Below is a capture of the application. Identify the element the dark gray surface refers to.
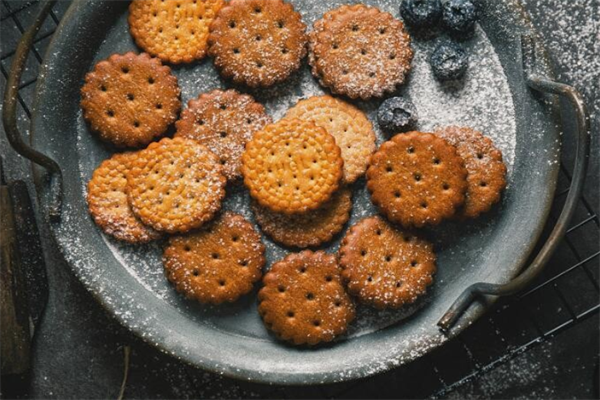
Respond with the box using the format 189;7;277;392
0;0;598;398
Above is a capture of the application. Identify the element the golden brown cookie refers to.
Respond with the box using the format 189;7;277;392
252;187;352;248
258;250;355;345
127;137;226;234
87;152;161;243
207;0;308;87
163;212;265;304
241;119;343;214
435;126;507;218
128;0;225;64
367;131;468;227
309;5;413;100
339;216;436;309
284;95;377;183
81;52;181;148
175;89;272;181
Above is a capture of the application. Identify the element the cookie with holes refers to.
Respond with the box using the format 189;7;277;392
175;89;272;181
258;250;355;345
339;216;436;309
207;0;308;87
435;126;507;218
241;118;343;214
309;5;413;100
252;187;352;248
87;152;161;243
367;131;468;227
284;95;377;183
127;137;226;233
81;52;181;148
163;212;265;304
128;0;225;64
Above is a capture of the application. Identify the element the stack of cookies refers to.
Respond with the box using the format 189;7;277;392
82;0;507;346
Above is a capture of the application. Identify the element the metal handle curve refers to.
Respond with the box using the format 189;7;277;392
2;0;62;221
438;36;591;332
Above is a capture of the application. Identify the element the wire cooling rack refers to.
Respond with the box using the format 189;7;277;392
1;1;597;398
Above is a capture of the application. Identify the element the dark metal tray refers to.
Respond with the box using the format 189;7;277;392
3;0;589;385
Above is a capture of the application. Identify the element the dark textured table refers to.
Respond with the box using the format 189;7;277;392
1;1;598;398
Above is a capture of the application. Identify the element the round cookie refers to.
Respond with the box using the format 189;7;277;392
309;5;413;100
80;52;181;148
367;131;468;227
175;89;272;181
339;216;436;309
87;152;161;243
258;250;355;345
241;119;343;214
435;126;507;218
127;137;226;234
128;0;225;64
252;187;352;248
163;212;265;304
284;95;377;183
207;0;308;87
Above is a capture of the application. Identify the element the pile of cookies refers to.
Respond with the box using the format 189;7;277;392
83;0;507;346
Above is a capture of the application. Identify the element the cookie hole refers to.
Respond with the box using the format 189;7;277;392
396;281;402;288
190;30;195;35
335;301;342;307
176;3;180;8
133;121;140;128
376;229;382;236
232;235;239;242
220;104;227;110
121;67;129;74
389;53;396;60
385;255;392;262
255;35;262;41
480;181;488;187
361;49;367;55
233;48;240;54
299;267;306;274
218;279;226;287
295;186;300;191
175;24;180;29
254;7;262;13
156;104;162;109
229;20;236;28
256;61;263;68
220;131;227;138
367;275;373;282
386;165;393;172
405;235;412;242
106;110;115;117
342;69;349;75
159;28;163;33
184;245;191;252
154;170;159;174
220;159;226;165
246;118;252;124
407;146;415;154
332;43;339;49
277;20;284;28
127;93;134;101
310;176;314;181
288;153;292;158
433;158;440;165
277;181;282;187
287;311;295;318
421;201;428;209
306;293;314;300
239;260;248;267
100;85;107;92
477;153;484;159
414;173;422;182
394;191;401;198
313;320;321;327
153;12;157;17
211;252;219;259
411;260;418;267
351;24;359;31
313;159;317;164
361;250;367;256
379;28;387;34
325;276;333;282
443;183;450;190
369;72;376;78
281;47;288;54
197;120;205;125
175;36;179;41
193;269;199;276
278;285;286;293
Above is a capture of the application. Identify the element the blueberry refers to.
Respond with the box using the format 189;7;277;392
400;0;442;28
442;0;478;34
430;41;468;81
377;97;418;133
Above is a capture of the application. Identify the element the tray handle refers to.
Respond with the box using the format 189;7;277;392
2;0;62;221
437;35;591;332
